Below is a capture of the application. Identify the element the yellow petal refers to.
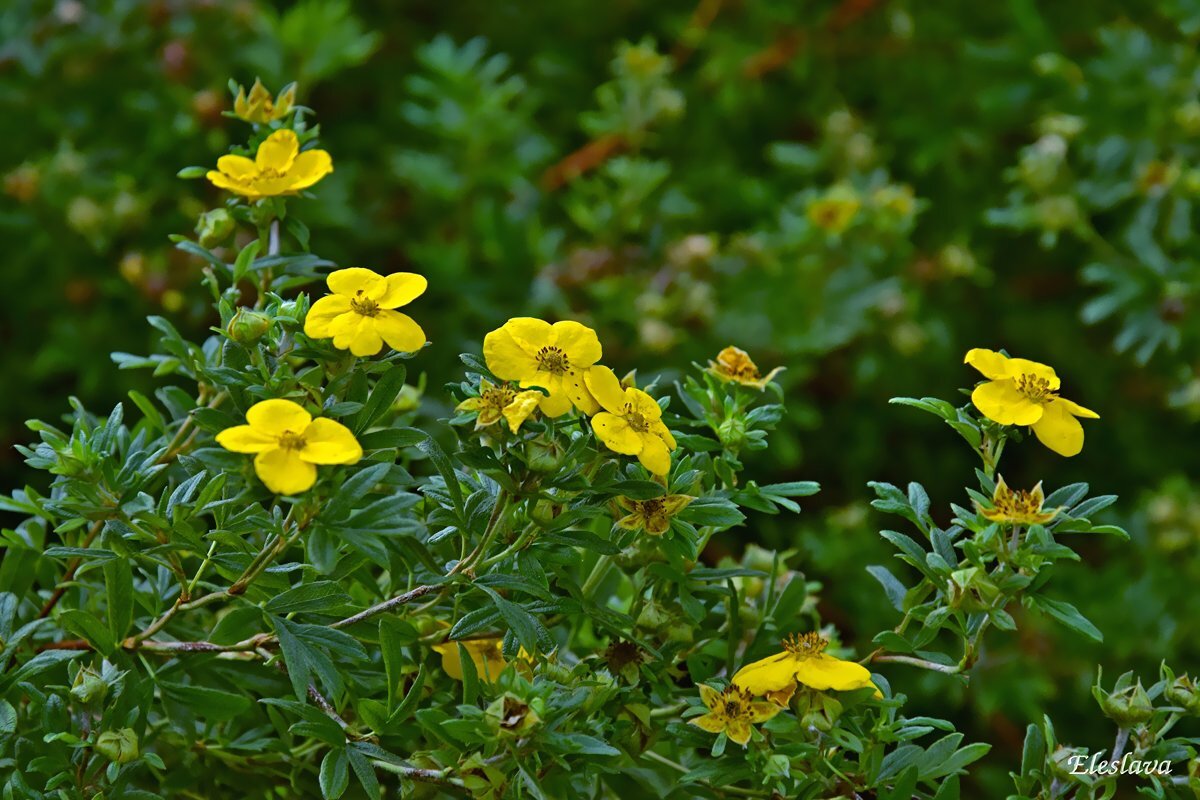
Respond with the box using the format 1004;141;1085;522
550;320;602;366
535;384;573;418
732;652;797;695
484;323;541;381
373;310;426;353
793;653;877;692
287;148;333;191
346;325;384;357
1031;399;1085;457
502;391;542;433
971;380;1044;426
1055;396;1099;419
593;413;642;455
432;642;464;680
565;370;600;415
689;713;727;734
652;420;677;450
636;434;671;476
215;424;277;453
749;701;782;723
697;684;722;710
726;720;752;746
963;348;1011;380
375;273;428;309
584;366;627;415
328;267;385;297
256;129;300;172
304;295;352;338
299;418;362;464
253;447;317;494
246;399;311;436
206;171;253;196
630;388;663;421
215;154;257;178
502;317;554;353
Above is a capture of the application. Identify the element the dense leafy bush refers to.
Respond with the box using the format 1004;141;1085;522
3;2;1200;797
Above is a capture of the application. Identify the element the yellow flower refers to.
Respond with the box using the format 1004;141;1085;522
456;380;543;433
615;495;693;535
689;684;782;746
733;632;878;705
233;78;297;124
206;129;332;201
482;318;603;417
433;638;532;683
586;366;676;476
304;268;427;357
976;475;1059;526
965;348;1099;457
807;185;860;233
706;346;784;390
215;399;362;494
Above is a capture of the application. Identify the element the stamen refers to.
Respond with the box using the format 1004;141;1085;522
536;346;570;375
1015;373;1054;402
278;430;307;450
781;631;828;657
350;290;380;317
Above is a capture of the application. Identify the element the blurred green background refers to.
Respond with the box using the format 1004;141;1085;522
3;0;1199;791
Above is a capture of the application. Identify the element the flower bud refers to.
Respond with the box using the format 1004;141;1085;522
525;441;565;474
1034;195;1080;232
717;417;748;449
71;666;108;704
1048;745;1089;783
195;208;236;248
1094;677;1155;726
947;567;1001;613
95;729;139;764
227;308;271;344
1165;674;1200;716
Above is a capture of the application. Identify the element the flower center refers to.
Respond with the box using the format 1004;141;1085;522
535;346;570;375
781;631;828;658
718;686;753;719
1015;373;1054;402
641;498;664;516
622;403;650;432
482;385;517;410
995;488;1041;516
350;290;380;317
277;430;307;450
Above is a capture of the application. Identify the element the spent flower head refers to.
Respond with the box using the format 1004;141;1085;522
689;684;782;746
233;78;297;124
976;476;1059;525
707;346;784;390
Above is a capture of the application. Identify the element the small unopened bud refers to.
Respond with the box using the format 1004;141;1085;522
525;441;564;474
71;666;108;704
95;729;139;764
1094;677;1155;726
947;567;1001;613
717;417;748;449
227;308;270;343
195;208;235;248
1165;674;1200;716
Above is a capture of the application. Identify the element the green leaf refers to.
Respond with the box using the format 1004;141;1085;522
320;748;349;800
347;746;380;798
866;565;907;611
679;497;745;528
1030;596;1103;642
265;581;352;615
232;240;262;284
610;480;665;500
103;558;134;642
273;617;314;701
58;610;117;656
159;682;253;722
478;585;546;655
352;367;408;433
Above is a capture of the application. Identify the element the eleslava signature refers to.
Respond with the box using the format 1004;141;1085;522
1068;753;1173;776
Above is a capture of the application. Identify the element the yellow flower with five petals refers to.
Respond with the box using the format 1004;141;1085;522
965;348;1099;457
976;475;1059;526
206;129;332;201
586;366;676;476
215;399;362;494
304;268;427;357
483;318;602;417
689;684;782;746
456;380;543;433
733;632;879;706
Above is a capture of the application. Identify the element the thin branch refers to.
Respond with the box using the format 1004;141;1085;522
331;584;441;629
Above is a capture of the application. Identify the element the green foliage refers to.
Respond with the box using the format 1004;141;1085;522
4;2;1200;798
